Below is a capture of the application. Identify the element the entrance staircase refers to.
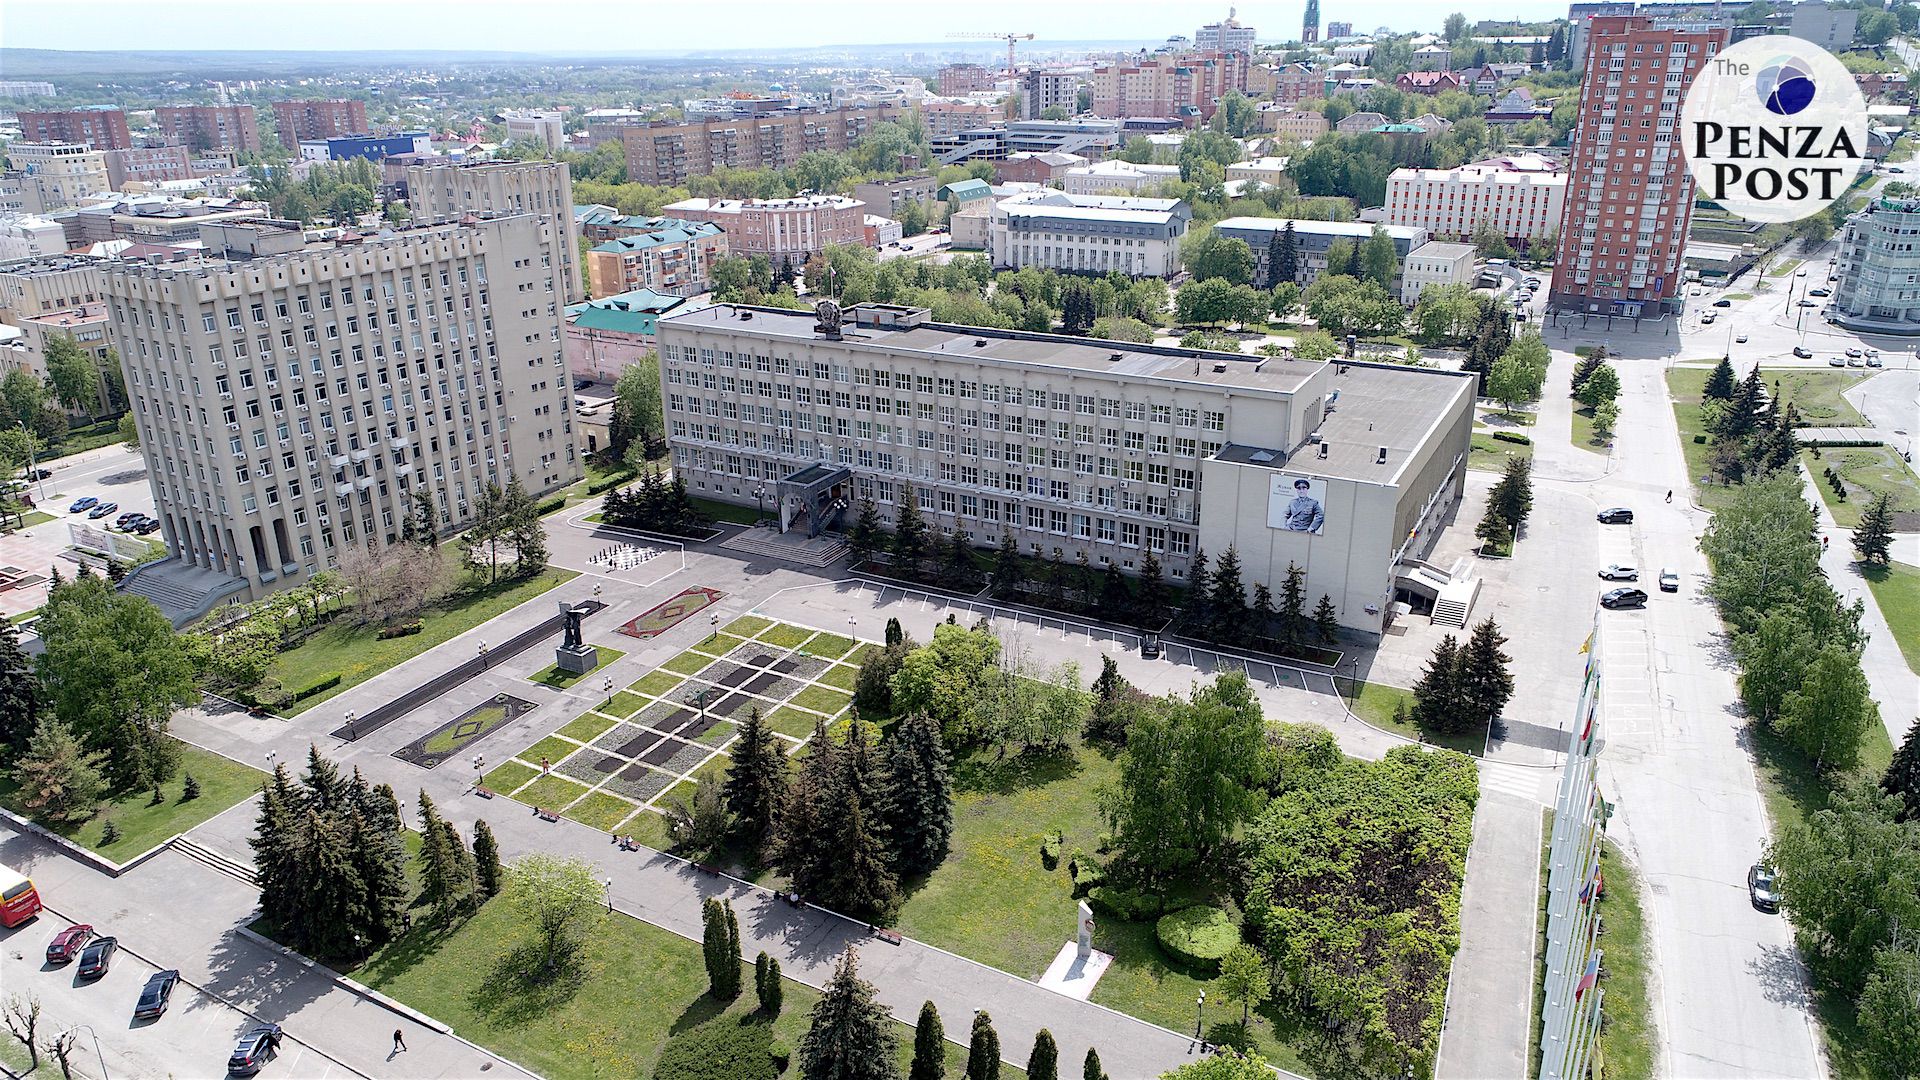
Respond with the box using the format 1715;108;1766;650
718;526;849;568
118;558;248;627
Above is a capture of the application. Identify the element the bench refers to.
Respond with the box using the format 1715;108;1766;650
694;862;723;876
472;786;495;799
534;808;561;823
872;928;903;946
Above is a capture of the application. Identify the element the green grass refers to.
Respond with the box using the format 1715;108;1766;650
1667;368;1742;513
41;417;131;461
527;645;624;689
1805;447;1920;528
759;624;814;649
662;650;715;676
1770;258;1804;276
516;773;592;810
1862;562;1920;675
693;632;749;656
800;632;855;659
268;568;577;713
0;741;264;858
558;712;619;744
631;670;686;698
11;510;55;529
790;685;852;716
816;664;859;692
1528;809;1551;1078
1596;839;1657;1080
766;706;820;739
607;691;649;718
482;760;538;794
564;791;639;832
1669;367;1875;514
1470;431;1535;472
1724;292;1755;301
1571;406;1609;449
624;806;675;849
522;735;583;769
1344;680;1485;757
690;496;761;525
724;615;774;638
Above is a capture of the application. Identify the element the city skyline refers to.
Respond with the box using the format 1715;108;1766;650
4;0;1573;54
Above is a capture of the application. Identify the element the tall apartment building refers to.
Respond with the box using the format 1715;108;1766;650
1789;1;1859;52
989;191;1192;276
17;106;131;149
503;110;567;152
585;219;727;298
1384;162;1567;245
272;99;371;146
5;144;111;212
922;100;1006;139
939;63;999;97
0;82;57;99
102;214;580;608
851;175;940;221
620;103;905;186
1020;70;1083;120
1830;198;1920;332
404;159;581;302
1089;53;1248;125
659;302;1473;638
661;195;867;262
154;104;263;153
1195;11;1258;53
1326;20;1354;37
1549;16;1726;319
103;145;197;188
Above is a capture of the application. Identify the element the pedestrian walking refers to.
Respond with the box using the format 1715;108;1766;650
393;1029;407;1053
540;756;550;775
1665;489;1673;503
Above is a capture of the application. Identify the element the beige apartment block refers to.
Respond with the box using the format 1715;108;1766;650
405;158;581;302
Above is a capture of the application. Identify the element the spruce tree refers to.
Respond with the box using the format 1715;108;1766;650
886;617;904;647
1276;221;1299;285
965;1011;1001;1080
1494;456;1534;531
1278;562;1307;644
1570;352;1603;394
1456;618;1515;734
799;949;898;1080
774;720;837;898
472;819;503;898
1265;227;1285;289
10;715;105;824
1410;634;1465;734
1250;583;1276;642
1083;1048;1107;1080
1183;547;1212;632
910;999;946;1080
826;721;900;920
303;744;346;811
250;764;303;928
1853;492;1896;567
991;530;1025;598
1026;1030;1058;1080
1883;722;1920;822
1135;550;1167;625
892;494;928;571
416;790;453;917
944;530;976;587
849;497;885;565
723;707;788;860
1476;499;1512;551
346;809;408;946
433;817;476;919
1208;545;1247;641
882;711;954;876
1097;561;1131;621
1313;594;1341;645
297;807;361;960
1703;355;1737;401
0;617;37;760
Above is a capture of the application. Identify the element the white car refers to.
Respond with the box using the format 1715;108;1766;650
1599;564;1640;581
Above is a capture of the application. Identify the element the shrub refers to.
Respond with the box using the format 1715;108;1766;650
534;497;567;518
1040;832;1062;871
287;673;342;702
181;774;201;801
100;820;121;845
1155;905;1239;972
1491;431;1532;445
1693;434;1708;444
1088;885;1171;922
586;471;636;496
377;622;423;640
653;1015;777;1080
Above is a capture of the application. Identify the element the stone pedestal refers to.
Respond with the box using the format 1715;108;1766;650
554;643;598;674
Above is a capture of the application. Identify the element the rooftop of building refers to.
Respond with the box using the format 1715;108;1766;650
1069;160;1181;175
102;213;531;270
567;289;696;332
589;219;724;252
939;178;994;200
662;194;860;213
1390;162;1567;184
1410;241;1477;260
1214;216;1425;241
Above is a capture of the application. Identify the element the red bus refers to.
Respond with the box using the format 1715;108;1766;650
0;863;42;927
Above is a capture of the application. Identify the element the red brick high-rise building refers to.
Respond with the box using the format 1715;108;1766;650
272;99;370;146
16;106;131;149
1548;15;1728;318
154;104;262;153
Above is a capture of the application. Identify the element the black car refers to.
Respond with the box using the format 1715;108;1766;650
1596;507;1634;524
132;518;162;535
75;935;117;979
22;467;51;480
1712;298;1732;307
1809;287;1831;297
1748;864;1781;912
1601;587;1649;610
134;969;179;1019
228;1023;283;1076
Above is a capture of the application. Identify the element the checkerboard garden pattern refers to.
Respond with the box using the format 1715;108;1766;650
479;616;874;836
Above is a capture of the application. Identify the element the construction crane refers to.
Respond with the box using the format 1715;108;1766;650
947;31;1035;77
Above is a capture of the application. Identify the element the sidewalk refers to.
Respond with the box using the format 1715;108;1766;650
1809;479;1919;747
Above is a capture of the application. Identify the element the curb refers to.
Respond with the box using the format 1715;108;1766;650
233;926;456;1037
0;805;175;878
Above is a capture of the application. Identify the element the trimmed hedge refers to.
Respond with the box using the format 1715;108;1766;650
534;496;567;518
1491;431;1532;445
287;673;342;703
1154;905;1239;973
1088;885;1173;922
586;471;636;496
652;1014;777;1080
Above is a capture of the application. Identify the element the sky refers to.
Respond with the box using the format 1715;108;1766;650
1;0;1572;54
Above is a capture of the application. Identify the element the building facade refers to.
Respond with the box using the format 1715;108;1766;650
102;214;580;603
851;176;939;222
565;288;695;385
103;145;198;188
922;100;1005;139
503;110;567;152
585;219;727;299
620;104;905;186
989;191;1191;276
5;144;111;212
1549;15;1726;318
0;216;69;263
1790;1;1859;52
304;132;432;163
661;195;866;262
1830;198;1920;333
273;99;371;146
658;302;1473;637
995;152;1087;185
1400;241;1478;304
404;158;581;302
154;105;263;153
1261;108;1331;140
1021;70;1084;120
0;81;56;98
17;107;131;149
939;63;999;97
1213;217;1430;289
1326;20;1354;37
1062;160;1182;195
1195;11;1259;53
1089;53;1249;125
1384;162;1567;244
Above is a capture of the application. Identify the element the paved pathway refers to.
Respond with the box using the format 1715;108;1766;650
1807;467;1919;748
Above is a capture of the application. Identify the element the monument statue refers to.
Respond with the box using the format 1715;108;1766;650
1077;900;1096;960
555;600;595;673
813;298;843;340
559;600;585;650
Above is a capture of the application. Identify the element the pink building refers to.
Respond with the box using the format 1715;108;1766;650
660;195;867;261
564;289;694;384
1089;52;1248;125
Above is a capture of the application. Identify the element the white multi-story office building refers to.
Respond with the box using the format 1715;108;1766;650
659;302;1474;637
5;143;111;212
1400;241;1478;305
989;190;1191;276
405;158;582;303
1195;11;1259;53
101;214;580;612
503;110;567;152
1831;197;1920;333
1061;160;1183;195
1383;162;1567;246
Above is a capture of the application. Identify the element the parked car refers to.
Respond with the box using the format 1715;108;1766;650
21;467;50;480
75;935;117;979
1868;355;1884;367
227;1023;283;1076
1599;564;1639;581
1792;346;1814;358
1810;288;1832;297
113;511;141;528
1524;277;1542;288
1866;347;1880;357
1798;299;1818;307
1849;356;1866;368
132;518;161;535
1601;587;1649;610
1713;298;1732;307
45;924;94;964
1748;863;1781;912
1659;568;1680;592
67;496;97;513
1736;333;1749;343
1845;347;1864;357
573;379;593;390
1701;312;1717;324
1597;507;1634;524
86;501;118;519
133;969;179;1020
1829;356;1848;367
1796;268;1809;276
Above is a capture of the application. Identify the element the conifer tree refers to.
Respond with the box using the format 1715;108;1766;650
724;901;742;998
1275;221;1299;285
885;617;904;647
702;897;729;997
250;764;301;928
0;617;37;760
910;1000;946;1080
882;712;954;877
849;497;885;565
1278;562;1307;643
10;715;105;824
1026;1030;1058;1080
1410;634;1465;734
1097;561;1132;621
723;707;788;860
1853;492;1896;567
1134;550;1167;624
1456;618;1515;733
472;819;503;898
1313;594;1341;645
433;817;476;919
297;807;361;959
1703;355;1737;401
991;530;1025;598
1883;722;1920;822
799;949;898;1080
825;720;899;920
774;720;837;898
1493;456;1534;531
1083;1048;1107;1080
892;493;928;571
1208;545;1247;641
1250;582;1276;641
756;951;784;1015
1183;547;1211;632
965;1011;1001;1080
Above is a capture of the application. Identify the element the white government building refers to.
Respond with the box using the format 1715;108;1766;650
987;190;1193;277
1382;161;1568;245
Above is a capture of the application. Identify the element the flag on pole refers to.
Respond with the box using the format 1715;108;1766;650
1575;951;1601;1002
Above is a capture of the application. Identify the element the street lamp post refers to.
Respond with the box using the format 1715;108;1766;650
708;614;719;643
604;877;614;912
477;639;489;668
1195;990;1206;1045
61;1024;109;1080
344;709;358;741
19;420;47;506
753;484;768;523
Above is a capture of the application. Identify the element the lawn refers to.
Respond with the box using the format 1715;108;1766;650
631;670;686;698
482;760;538;795
11;510;55;530
759;624;814;649
557;712;619;744
724;615;774;638
1667;369;1742;513
691;496;761;525
1678;366;1872;428
1470;431;1534;473
790;685;852;715
1596;840;1656;1080
565;791;638;832
606;691;648;717
662;650;714;676
693;632;750;657
0;741;263;858
527;645;625;689
1769;258;1803;276
1344;679;1484;757
816;664;859;692
268;568;577;713
517;773;592;810
522;735;582;770
1804;447;1920;528
1570;406;1609;450
353;895;1014;1079
1861;562;1920;675
766;706;820;739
